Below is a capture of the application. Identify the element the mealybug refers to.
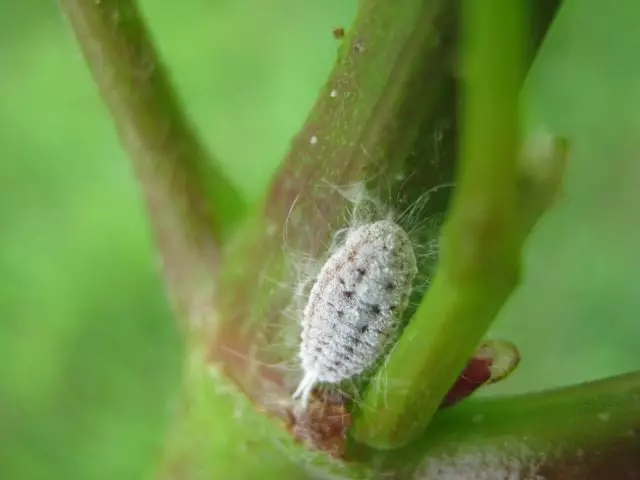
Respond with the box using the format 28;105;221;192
292;219;418;405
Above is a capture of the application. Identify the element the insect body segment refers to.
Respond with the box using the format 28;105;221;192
293;219;418;405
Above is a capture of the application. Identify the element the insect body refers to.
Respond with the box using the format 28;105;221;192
293;219;418;405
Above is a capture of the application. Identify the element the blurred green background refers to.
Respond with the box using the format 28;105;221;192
1;0;639;479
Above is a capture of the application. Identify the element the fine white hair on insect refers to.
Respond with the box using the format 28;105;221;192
280;179;454;407
292;218;418;405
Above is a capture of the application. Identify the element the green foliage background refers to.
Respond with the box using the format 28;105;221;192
1;0;639;478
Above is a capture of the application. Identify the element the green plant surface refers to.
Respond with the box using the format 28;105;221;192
375;371;640;478
2;0;640;479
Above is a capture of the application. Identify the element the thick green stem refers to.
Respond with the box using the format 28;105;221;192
59;0;246;326
351;0;538;448
379;372;640;478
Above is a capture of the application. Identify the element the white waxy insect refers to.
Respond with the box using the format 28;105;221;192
292;219;418;405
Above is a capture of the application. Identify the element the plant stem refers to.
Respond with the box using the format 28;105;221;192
59;0;246;326
351;0;538;449
379;372;640;478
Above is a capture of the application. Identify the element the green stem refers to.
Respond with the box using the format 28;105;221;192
351;0;536;448
58;0;246;326
380;372;640;478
